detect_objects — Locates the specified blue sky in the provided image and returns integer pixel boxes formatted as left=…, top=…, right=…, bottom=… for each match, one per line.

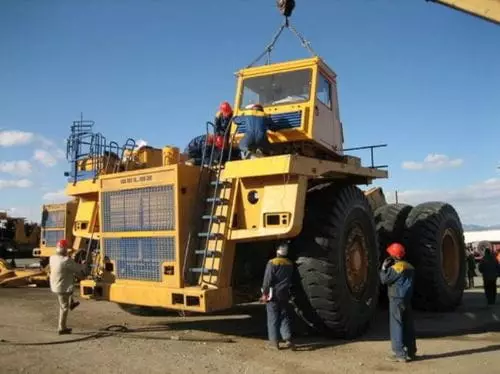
left=1, top=0, right=499, bottom=225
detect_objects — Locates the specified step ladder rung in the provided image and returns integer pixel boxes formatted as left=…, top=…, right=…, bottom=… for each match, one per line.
left=189, top=267, right=216, bottom=275
left=194, top=250, right=218, bottom=256
left=197, top=232, right=224, bottom=240
left=201, top=215, right=226, bottom=223
left=210, top=180, right=232, bottom=188
left=206, top=197, right=228, bottom=204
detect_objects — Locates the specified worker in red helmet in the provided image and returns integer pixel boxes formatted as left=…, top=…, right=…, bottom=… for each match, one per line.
left=49, top=239, right=86, bottom=335
left=380, top=242, right=417, bottom=362
left=185, top=101, right=236, bottom=166
left=214, top=101, right=234, bottom=136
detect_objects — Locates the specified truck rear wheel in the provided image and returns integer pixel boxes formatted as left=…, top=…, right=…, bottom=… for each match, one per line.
left=374, top=203, right=413, bottom=305
left=405, top=202, right=466, bottom=311
left=291, top=184, right=379, bottom=338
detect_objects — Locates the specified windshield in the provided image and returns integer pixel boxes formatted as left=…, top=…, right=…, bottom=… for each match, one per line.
left=239, top=69, right=312, bottom=109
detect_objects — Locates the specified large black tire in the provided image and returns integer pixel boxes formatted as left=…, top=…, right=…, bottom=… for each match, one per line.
left=374, top=203, right=413, bottom=263
left=405, top=202, right=466, bottom=311
left=290, top=184, right=379, bottom=338
left=374, top=203, right=413, bottom=305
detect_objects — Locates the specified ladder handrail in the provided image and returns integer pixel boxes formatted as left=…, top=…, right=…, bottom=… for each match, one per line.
left=199, top=122, right=239, bottom=286
left=181, top=121, right=217, bottom=282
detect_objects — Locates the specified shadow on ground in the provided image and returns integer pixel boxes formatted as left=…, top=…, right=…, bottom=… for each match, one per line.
left=128, top=290, right=500, bottom=351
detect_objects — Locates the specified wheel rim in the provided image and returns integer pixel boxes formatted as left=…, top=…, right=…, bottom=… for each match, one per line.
left=442, top=229, right=460, bottom=287
left=345, top=224, right=369, bottom=298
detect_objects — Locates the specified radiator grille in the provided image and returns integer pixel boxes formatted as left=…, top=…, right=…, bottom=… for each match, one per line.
left=43, top=230, right=65, bottom=247
left=102, top=185, right=175, bottom=232
left=44, top=211, right=65, bottom=228
left=104, top=237, right=175, bottom=281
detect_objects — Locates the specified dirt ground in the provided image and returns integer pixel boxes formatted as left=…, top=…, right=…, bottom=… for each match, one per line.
left=1, top=283, right=500, bottom=374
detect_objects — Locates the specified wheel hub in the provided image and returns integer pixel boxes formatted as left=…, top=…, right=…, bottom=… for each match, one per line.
left=345, top=225, right=369, bottom=297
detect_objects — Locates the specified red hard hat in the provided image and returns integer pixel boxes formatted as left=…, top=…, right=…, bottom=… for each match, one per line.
left=57, top=239, right=68, bottom=248
left=219, top=101, right=233, bottom=116
left=387, top=242, right=405, bottom=259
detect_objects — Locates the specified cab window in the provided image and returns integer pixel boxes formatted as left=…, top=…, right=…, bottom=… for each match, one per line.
left=316, top=73, right=332, bottom=109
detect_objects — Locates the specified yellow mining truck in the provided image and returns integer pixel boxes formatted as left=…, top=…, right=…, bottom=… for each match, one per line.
left=32, top=201, right=78, bottom=265
left=0, top=212, right=40, bottom=260
left=69, top=53, right=466, bottom=338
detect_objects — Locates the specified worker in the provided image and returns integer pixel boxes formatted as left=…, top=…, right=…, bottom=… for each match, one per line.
left=185, top=102, right=235, bottom=165
left=380, top=243, right=417, bottom=362
left=478, top=248, right=499, bottom=305
left=261, top=242, right=295, bottom=351
left=237, top=104, right=271, bottom=159
left=49, top=239, right=86, bottom=335
left=466, top=248, right=476, bottom=289
left=214, top=101, right=233, bottom=136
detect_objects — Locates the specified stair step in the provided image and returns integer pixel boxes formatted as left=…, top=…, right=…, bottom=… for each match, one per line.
left=194, top=250, right=218, bottom=256
left=206, top=197, right=228, bottom=204
left=198, top=232, right=224, bottom=240
left=201, top=215, right=226, bottom=223
left=210, top=180, right=232, bottom=188
left=189, top=267, right=216, bottom=275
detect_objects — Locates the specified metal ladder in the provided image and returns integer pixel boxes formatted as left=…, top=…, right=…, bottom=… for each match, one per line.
left=183, top=123, right=236, bottom=286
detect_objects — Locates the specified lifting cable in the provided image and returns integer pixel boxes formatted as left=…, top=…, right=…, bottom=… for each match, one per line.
left=0, top=323, right=235, bottom=346
left=246, top=0, right=317, bottom=68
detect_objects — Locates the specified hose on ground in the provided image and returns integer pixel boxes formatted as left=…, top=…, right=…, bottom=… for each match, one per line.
left=0, top=323, right=235, bottom=346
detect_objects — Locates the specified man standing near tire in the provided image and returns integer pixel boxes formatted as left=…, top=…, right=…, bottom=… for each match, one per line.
left=261, top=242, right=295, bottom=351
left=380, top=242, right=417, bottom=362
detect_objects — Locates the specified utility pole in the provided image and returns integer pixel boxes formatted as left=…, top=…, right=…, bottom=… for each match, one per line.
left=395, top=190, right=399, bottom=204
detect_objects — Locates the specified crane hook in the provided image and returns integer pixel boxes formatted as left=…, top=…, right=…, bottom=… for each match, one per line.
left=276, top=0, right=295, bottom=18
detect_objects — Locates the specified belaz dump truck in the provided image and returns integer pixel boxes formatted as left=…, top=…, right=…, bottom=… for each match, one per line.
left=72, top=55, right=466, bottom=338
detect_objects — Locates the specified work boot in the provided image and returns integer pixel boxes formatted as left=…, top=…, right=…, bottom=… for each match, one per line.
left=283, top=340, right=296, bottom=351
left=386, top=354, right=409, bottom=363
left=266, top=341, right=280, bottom=350
left=58, top=328, right=72, bottom=335
left=70, top=301, right=80, bottom=311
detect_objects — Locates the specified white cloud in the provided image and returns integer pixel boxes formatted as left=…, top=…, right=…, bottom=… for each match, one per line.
left=33, top=149, right=58, bottom=167
left=42, top=189, right=69, bottom=203
left=387, top=178, right=500, bottom=225
left=136, top=139, right=148, bottom=148
left=0, top=160, right=32, bottom=176
left=0, top=179, right=33, bottom=189
left=402, top=153, right=463, bottom=171
left=0, top=130, right=35, bottom=147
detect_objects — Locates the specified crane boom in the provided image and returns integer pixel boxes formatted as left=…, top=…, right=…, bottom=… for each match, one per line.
left=428, top=0, right=500, bottom=25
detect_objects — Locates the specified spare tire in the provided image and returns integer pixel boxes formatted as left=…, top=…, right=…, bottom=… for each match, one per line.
left=374, top=203, right=413, bottom=305
left=405, top=202, right=466, bottom=311
left=291, top=184, right=379, bottom=338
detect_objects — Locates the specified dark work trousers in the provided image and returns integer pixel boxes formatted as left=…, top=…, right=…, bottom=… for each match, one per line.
left=266, top=300, right=292, bottom=342
left=468, top=274, right=475, bottom=288
left=484, top=279, right=497, bottom=305
left=389, top=298, right=417, bottom=358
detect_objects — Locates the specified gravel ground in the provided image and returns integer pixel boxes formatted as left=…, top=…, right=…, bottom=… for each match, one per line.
left=1, top=284, right=500, bottom=374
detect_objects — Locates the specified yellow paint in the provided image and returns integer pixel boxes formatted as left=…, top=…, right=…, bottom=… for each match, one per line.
left=432, top=0, right=500, bottom=24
